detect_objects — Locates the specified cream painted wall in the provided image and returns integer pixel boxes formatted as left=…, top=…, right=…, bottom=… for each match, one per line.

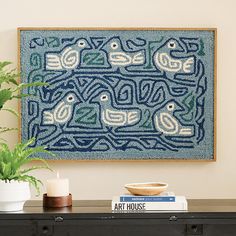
left=0, top=0, right=235, bottom=200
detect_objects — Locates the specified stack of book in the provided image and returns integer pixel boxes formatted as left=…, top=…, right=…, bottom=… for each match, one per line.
left=112, top=192, right=187, bottom=211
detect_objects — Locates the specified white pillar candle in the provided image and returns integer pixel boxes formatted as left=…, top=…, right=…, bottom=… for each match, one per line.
left=46, top=172, right=69, bottom=197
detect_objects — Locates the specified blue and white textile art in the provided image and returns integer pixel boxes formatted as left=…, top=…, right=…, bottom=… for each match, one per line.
left=19, top=28, right=216, bottom=160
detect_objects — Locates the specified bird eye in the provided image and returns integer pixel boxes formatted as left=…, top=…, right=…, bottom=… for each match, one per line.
left=78, top=40, right=86, bottom=48
left=167, top=103, right=175, bottom=111
left=168, top=41, right=176, bottom=49
left=111, top=42, right=118, bottom=50
left=100, top=94, right=108, bottom=101
left=67, top=95, right=75, bottom=103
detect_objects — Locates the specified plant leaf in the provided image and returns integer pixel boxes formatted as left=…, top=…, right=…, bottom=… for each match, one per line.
left=16, top=82, right=49, bottom=90
left=0, top=138, right=54, bottom=196
left=0, top=89, right=12, bottom=109
left=1, top=108, right=19, bottom=117
left=0, top=61, right=11, bottom=70
left=0, top=126, right=17, bottom=134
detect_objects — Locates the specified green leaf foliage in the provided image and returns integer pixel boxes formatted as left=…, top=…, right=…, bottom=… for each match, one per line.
left=0, top=108, right=19, bottom=117
left=0, top=126, right=17, bottom=134
left=0, top=89, right=12, bottom=109
left=0, top=61, right=49, bottom=112
left=0, top=61, right=54, bottom=195
left=0, top=137, right=54, bottom=195
left=0, top=62, right=18, bottom=86
left=0, top=61, right=49, bottom=136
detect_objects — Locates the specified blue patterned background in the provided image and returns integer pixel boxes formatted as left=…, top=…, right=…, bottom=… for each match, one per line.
left=20, top=29, right=215, bottom=160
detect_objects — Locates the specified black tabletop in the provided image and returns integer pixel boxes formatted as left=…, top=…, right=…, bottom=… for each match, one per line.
left=1, top=200, right=236, bottom=220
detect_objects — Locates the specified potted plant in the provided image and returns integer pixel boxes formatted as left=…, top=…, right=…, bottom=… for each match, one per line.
left=0, top=61, right=53, bottom=211
left=0, top=138, right=53, bottom=211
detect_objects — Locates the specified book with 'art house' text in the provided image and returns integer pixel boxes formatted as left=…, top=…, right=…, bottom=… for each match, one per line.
left=112, top=196, right=187, bottom=211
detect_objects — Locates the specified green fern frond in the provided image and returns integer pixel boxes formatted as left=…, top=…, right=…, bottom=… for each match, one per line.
left=0, top=126, right=17, bottom=134
left=1, top=108, right=19, bottom=117
left=0, top=138, right=54, bottom=195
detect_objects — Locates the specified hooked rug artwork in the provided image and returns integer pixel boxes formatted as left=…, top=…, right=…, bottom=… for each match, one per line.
left=19, top=28, right=216, bottom=160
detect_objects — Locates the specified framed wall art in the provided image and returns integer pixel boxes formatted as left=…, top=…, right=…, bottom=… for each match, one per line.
left=18, top=28, right=217, bottom=160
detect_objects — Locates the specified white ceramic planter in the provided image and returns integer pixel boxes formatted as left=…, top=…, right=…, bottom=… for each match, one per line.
left=0, top=180, right=31, bottom=211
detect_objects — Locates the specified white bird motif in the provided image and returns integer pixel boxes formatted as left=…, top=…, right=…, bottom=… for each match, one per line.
left=46, top=39, right=90, bottom=70
left=43, top=94, right=79, bottom=125
left=109, top=52, right=144, bottom=66
left=153, top=39, right=195, bottom=75
left=102, top=108, right=139, bottom=126
left=154, top=101, right=193, bottom=136
left=102, top=37, right=145, bottom=66
left=93, top=92, right=140, bottom=126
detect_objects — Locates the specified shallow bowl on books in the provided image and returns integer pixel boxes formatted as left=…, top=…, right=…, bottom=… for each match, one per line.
left=124, top=182, right=168, bottom=196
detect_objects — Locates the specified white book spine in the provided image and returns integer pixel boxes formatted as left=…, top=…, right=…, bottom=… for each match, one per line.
left=112, top=197, right=187, bottom=211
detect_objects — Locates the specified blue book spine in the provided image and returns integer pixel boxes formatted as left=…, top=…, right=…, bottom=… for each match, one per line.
left=120, top=196, right=175, bottom=202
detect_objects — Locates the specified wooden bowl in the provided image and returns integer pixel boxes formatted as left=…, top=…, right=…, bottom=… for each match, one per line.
left=124, top=182, right=168, bottom=196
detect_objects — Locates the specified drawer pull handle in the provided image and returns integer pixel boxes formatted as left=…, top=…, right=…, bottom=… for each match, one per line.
left=169, top=215, right=178, bottom=221
left=55, top=216, right=64, bottom=222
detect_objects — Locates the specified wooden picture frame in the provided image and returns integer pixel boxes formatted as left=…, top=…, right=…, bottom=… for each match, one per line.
left=18, top=28, right=217, bottom=161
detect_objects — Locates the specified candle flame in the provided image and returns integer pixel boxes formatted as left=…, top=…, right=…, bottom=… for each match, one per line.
left=56, top=171, right=60, bottom=179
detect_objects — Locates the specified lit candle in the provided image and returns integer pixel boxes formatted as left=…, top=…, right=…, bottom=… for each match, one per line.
left=46, top=172, right=69, bottom=197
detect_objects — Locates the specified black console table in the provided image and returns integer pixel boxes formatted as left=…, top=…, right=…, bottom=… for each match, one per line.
left=1, top=199, right=236, bottom=236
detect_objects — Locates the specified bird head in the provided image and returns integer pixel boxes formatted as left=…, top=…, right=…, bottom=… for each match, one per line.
left=101, top=36, right=123, bottom=52
left=90, top=91, right=113, bottom=106
left=75, top=38, right=92, bottom=50
left=64, top=93, right=81, bottom=105
left=157, top=38, right=184, bottom=55
left=161, top=100, right=184, bottom=113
